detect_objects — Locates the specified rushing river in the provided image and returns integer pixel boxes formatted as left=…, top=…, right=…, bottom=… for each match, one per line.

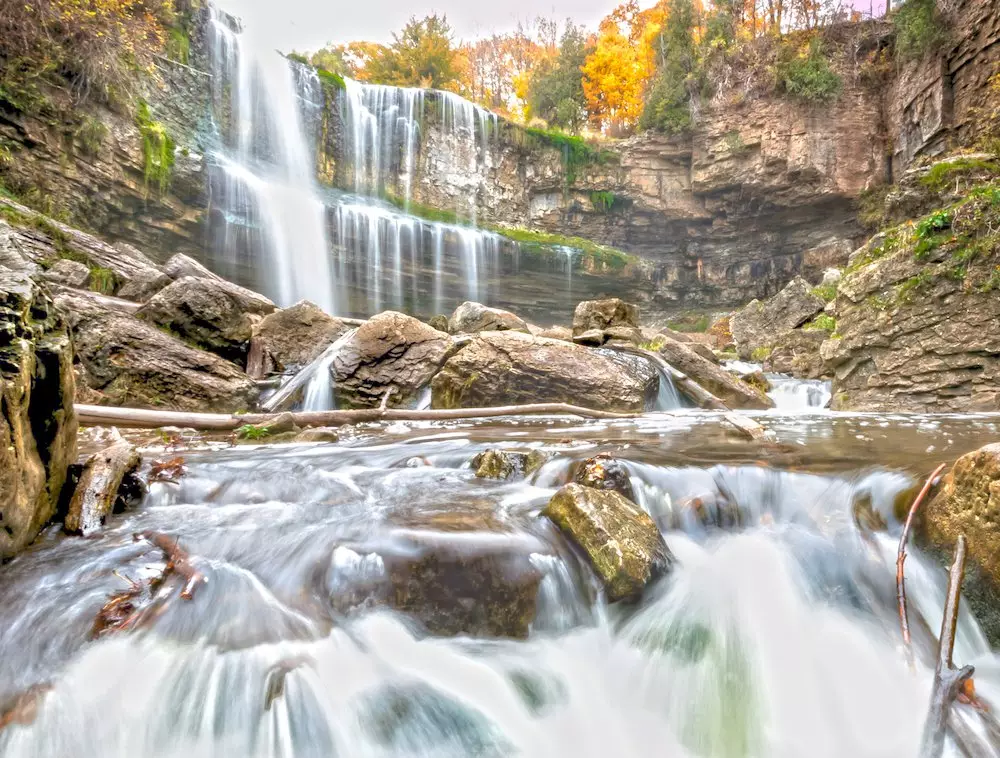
left=3, top=411, right=1000, bottom=757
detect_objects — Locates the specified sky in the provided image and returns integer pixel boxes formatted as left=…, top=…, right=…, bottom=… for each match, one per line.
left=225, top=0, right=886, bottom=55
left=224, top=0, right=642, bottom=53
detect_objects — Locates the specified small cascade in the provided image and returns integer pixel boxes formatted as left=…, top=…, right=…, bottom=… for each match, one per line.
left=206, top=5, right=335, bottom=313
left=768, top=376, right=833, bottom=411
left=261, top=328, right=358, bottom=412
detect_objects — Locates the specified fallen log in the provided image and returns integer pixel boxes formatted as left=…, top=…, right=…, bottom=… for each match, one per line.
left=920, top=535, right=975, bottom=758
left=75, top=403, right=640, bottom=431
left=721, top=412, right=772, bottom=442
left=897, top=464, right=948, bottom=662
left=64, top=432, right=141, bottom=536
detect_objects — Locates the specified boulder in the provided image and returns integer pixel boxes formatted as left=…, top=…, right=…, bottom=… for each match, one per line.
left=543, top=483, right=672, bottom=602
left=656, top=338, right=773, bottom=409
left=248, top=300, right=350, bottom=376
left=472, top=449, right=548, bottom=480
left=447, top=301, right=528, bottom=334
left=431, top=331, right=658, bottom=412
left=426, top=314, right=449, bottom=332
left=573, top=328, right=607, bottom=346
left=0, top=220, right=41, bottom=274
left=42, top=259, right=90, bottom=288
left=332, top=311, right=452, bottom=409
left=920, top=445, right=1000, bottom=642
left=57, top=290, right=258, bottom=413
left=765, top=328, right=829, bottom=379
left=572, top=454, right=636, bottom=501
left=730, top=277, right=825, bottom=359
left=538, top=326, right=573, bottom=341
left=0, top=272, right=77, bottom=560
left=162, top=253, right=225, bottom=282
left=136, top=276, right=276, bottom=363
left=572, top=298, right=640, bottom=337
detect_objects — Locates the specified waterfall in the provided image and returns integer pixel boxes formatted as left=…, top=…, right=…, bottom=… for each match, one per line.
left=207, top=6, right=335, bottom=314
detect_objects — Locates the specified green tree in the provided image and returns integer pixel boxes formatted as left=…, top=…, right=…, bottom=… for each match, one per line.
left=527, top=24, right=592, bottom=132
left=366, top=14, right=462, bottom=90
left=640, top=0, right=698, bottom=134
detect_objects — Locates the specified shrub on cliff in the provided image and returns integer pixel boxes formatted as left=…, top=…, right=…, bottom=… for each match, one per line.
left=0, top=0, right=189, bottom=107
left=893, top=0, right=945, bottom=60
left=778, top=38, right=841, bottom=102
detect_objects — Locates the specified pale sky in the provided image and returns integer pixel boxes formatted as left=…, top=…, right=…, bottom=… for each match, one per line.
left=222, top=0, right=634, bottom=53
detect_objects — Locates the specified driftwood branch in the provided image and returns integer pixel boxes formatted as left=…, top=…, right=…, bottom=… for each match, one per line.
left=76, top=403, right=639, bottom=430
left=920, top=535, right=973, bottom=758
left=897, top=463, right=948, bottom=660
left=137, top=531, right=207, bottom=600
left=64, top=433, right=141, bottom=536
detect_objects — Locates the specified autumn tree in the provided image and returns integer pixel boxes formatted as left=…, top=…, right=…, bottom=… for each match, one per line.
left=303, top=41, right=387, bottom=81
left=582, top=0, right=667, bottom=134
left=641, top=0, right=699, bottom=134
left=526, top=23, right=592, bottom=132
left=365, top=14, right=463, bottom=90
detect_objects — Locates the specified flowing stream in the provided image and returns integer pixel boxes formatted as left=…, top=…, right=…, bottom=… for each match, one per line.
left=3, top=413, right=1000, bottom=757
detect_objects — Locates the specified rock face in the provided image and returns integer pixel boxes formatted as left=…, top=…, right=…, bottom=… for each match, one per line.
left=572, top=298, right=640, bottom=336
left=765, top=328, right=830, bottom=379
left=920, top=445, right=1000, bottom=641
left=656, top=338, right=773, bottom=409
left=0, top=273, right=77, bottom=559
left=248, top=300, right=350, bottom=375
left=448, top=301, right=528, bottom=334
left=730, top=277, right=825, bottom=360
left=332, top=311, right=452, bottom=408
left=136, top=276, right=276, bottom=362
left=543, top=483, right=672, bottom=602
left=58, top=290, right=258, bottom=412
left=431, top=331, right=658, bottom=412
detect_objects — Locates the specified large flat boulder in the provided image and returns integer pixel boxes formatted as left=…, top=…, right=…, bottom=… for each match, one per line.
left=332, top=311, right=452, bottom=409
left=430, top=331, right=658, bottom=412
left=448, top=301, right=528, bottom=334
left=543, top=483, right=672, bottom=602
left=0, top=272, right=77, bottom=559
left=572, top=298, right=640, bottom=337
left=656, top=338, right=773, bottom=409
left=730, top=277, right=825, bottom=360
left=57, top=290, right=258, bottom=412
left=136, top=276, right=276, bottom=363
left=248, top=300, right=351, bottom=377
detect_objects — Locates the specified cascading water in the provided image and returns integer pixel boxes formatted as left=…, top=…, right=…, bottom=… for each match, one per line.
left=207, top=6, right=335, bottom=314
left=4, top=413, right=1000, bottom=757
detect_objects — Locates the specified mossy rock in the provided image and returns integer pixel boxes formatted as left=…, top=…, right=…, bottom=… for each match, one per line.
left=472, top=449, right=548, bottom=480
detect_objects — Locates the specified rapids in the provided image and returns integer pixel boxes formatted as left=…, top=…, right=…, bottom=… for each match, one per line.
left=3, top=412, right=1000, bottom=757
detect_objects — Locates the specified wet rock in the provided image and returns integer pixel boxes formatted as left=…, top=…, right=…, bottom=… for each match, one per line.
left=237, top=412, right=299, bottom=441
left=333, top=311, right=453, bottom=409
left=730, top=277, right=825, bottom=359
left=447, top=301, right=528, bottom=334
left=248, top=301, right=351, bottom=376
left=604, top=326, right=643, bottom=344
left=572, top=298, right=640, bottom=337
left=64, top=433, right=141, bottom=536
left=765, top=328, right=829, bottom=380
left=920, top=445, right=1000, bottom=641
left=162, top=253, right=224, bottom=282
left=41, top=259, right=90, bottom=288
left=572, top=329, right=606, bottom=346
left=543, top=483, right=672, bottom=602
left=0, top=272, right=77, bottom=560
left=56, top=289, right=258, bottom=413
left=656, top=338, right=773, bottom=409
left=538, top=326, right=573, bottom=341
left=572, top=454, right=636, bottom=501
left=294, top=427, right=340, bottom=443
left=431, top=331, right=658, bottom=412
left=472, top=449, right=548, bottom=480
left=137, top=276, right=276, bottom=363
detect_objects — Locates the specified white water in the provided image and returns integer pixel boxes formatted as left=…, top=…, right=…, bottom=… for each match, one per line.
left=261, top=328, right=358, bottom=412
left=3, top=421, right=999, bottom=757
left=724, top=361, right=832, bottom=411
left=209, top=6, right=335, bottom=314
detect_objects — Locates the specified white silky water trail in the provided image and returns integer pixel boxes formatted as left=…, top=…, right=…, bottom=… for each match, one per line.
left=261, top=328, right=358, bottom=412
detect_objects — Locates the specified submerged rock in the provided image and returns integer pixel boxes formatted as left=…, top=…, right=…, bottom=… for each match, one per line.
left=137, top=276, right=276, bottom=363
left=656, top=338, right=773, bottom=409
left=920, top=445, right=1000, bottom=641
left=0, top=272, right=77, bottom=560
left=448, top=301, right=528, bottom=334
left=543, top=483, right=672, bottom=602
left=730, top=277, right=825, bottom=360
left=431, top=331, right=657, bottom=412
left=248, top=300, right=351, bottom=376
left=472, top=449, right=548, bottom=480
left=572, top=298, right=640, bottom=337
left=572, top=454, right=636, bottom=501
left=57, top=290, right=258, bottom=412
left=333, top=311, right=452, bottom=409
